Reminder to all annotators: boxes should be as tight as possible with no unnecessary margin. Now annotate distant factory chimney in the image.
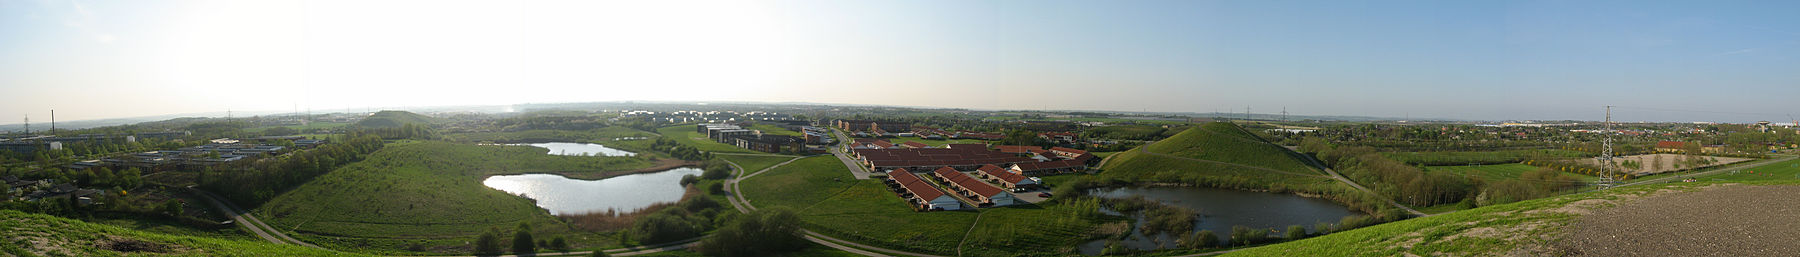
[49,109,54,132]
[22,115,28,134]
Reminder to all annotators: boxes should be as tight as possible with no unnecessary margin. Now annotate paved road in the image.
[1279,146,1428,216]
[828,129,874,179]
[185,186,288,245]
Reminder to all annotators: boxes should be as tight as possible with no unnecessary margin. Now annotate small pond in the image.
[1078,187,1361,255]
[515,142,636,157]
[482,167,702,215]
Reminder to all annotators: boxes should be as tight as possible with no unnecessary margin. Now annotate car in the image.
[1037,192,1052,198]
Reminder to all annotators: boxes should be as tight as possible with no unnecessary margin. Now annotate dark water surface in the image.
[1078,187,1361,255]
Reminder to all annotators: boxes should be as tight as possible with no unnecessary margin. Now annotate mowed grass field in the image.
[738,156,1102,256]
[1424,163,1601,182]
[747,124,804,136]
[1,210,355,256]
[1144,122,1321,174]
[444,127,658,145]
[1706,158,1800,181]
[1384,149,1591,166]
[255,141,657,254]
[656,125,759,154]
[718,154,795,174]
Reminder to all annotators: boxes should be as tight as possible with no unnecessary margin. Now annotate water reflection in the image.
[482,168,701,215]
[1078,187,1360,255]
[514,142,636,157]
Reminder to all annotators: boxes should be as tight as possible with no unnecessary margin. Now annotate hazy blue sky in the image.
[3,0,1798,123]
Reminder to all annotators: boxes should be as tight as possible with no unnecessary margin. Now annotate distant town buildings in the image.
[697,123,805,153]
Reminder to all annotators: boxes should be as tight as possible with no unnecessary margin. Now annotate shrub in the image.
[707,183,726,195]
[702,162,732,180]
[512,223,536,254]
[1229,225,1269,246]
[550,237,569,253]
[1196,230,1218,248]
[474,228,503,255]
[699,207,807,257]
[1285,225,1307,241]
[680,174,700,186]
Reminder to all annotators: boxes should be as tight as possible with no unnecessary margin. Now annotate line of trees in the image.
[1302,138,1473,207]
[199,133,385,207]
[648,138,711,161]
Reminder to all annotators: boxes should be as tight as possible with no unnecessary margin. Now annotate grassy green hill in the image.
[1,210,352,256]
[1102,122,1327,182]
[254,141,656,254]
[1140,122,1321,174]
[1098,122,1393,213]
[1224,180,1800,256]
[353,110,439,128]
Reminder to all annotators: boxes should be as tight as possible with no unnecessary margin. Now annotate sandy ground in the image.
[1556,185,1800,256]
[1577,154,1752,175]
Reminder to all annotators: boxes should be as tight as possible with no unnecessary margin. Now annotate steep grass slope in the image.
[1141,122,1321,174]
[1226,180,1800,256]
[1,210,352,256]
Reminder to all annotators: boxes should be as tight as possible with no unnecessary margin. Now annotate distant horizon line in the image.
[0,100,1787,128]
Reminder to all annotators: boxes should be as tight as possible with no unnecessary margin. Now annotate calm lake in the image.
[1078,187,1361,255]
[516,142,636,157]
[482,168,701,215]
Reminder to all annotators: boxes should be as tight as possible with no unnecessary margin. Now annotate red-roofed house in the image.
[931,167,1015,206]
[1048,147,1088,159]
[1008,159,1089,176]
[1655,141,1689,153]
[994,145,1044,154]
[976,164,1038,189]
[886,169,960,211]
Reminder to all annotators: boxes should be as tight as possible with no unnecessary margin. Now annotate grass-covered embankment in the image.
[1,210,353,256]
[1225,180,1800,256]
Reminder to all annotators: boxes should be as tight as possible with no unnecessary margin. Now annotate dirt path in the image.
[1557,185,1800,256]
[1279,145,1428,216]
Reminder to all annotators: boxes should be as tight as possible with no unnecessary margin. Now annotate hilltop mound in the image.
[0,210,348,256]
[1101,122,1323,181]
[352,110,437,128]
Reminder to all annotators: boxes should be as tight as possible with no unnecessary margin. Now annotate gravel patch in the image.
[1556,185,1800,256]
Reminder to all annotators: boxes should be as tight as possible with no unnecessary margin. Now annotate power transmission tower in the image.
[1600,105,1615,185]
[1282,106,1289,122]
[1245,106,1252,120]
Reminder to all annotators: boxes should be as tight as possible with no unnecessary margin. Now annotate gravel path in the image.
[1557,185,1800,256]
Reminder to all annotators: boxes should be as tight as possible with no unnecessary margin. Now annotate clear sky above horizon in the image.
[3,0,1798,123]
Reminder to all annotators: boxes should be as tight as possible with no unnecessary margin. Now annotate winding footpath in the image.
[1278,146,1428,216]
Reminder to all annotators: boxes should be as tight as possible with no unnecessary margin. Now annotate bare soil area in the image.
[1577,154,1751,175]
[1556,185,1800,256]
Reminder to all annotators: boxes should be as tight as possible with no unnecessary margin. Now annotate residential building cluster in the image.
[858,140,1093,211]
[80,136,325,170]
[620,110,792,124]
[0,131,193,155]
[850,141,1095,177]
[697,123,805,153]
[834,120,913,136]
[3,176,100,205]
